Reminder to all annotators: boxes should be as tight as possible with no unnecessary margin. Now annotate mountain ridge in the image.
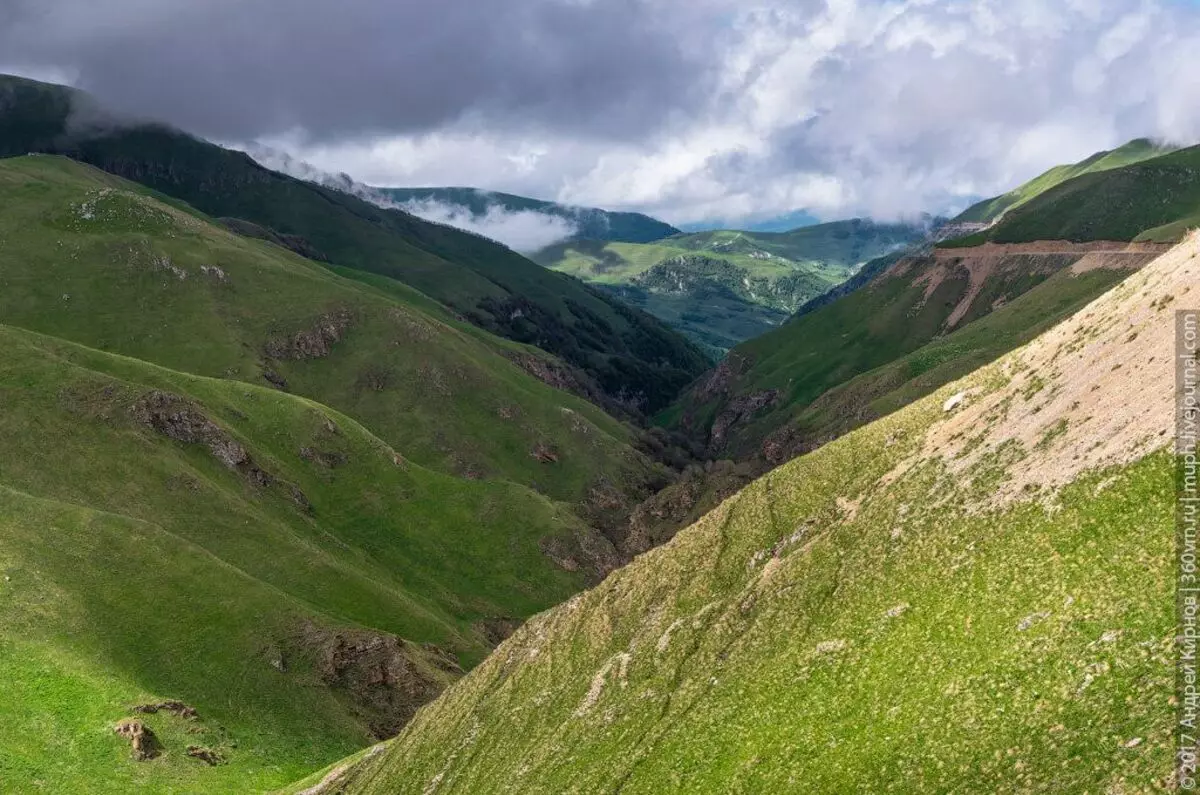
[286,231,1190,795]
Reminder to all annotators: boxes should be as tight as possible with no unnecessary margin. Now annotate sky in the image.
[4,0,1200,238]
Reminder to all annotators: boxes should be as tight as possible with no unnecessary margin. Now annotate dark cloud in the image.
[0,0,717,142]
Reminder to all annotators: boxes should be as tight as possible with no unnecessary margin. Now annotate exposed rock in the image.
[761,422,823,466]
[132,391,275,488]
[288,485,313,513]
[298,624,460,740]
[474,617,523,647]
[300,447,348,469]
[114,719,161,761]
[132,700,198,720]
[539,528,622,581]
[619,461,756,556]
[692,353,748,404]
[262,368,289,390]
[199,264,230,283]
[708,389,780,453]
[531,443,560,464]
[186,745,225,766]
[264,309,354,361]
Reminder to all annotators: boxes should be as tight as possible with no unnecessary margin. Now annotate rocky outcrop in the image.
[132,700,198,720]
[114,719,162,761]
[708,389,780,453]
[264,310,354,361]
[295,624,462,741]
[186,745,225,766]
[132,391,274,486]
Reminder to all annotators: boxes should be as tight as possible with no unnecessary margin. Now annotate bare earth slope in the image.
[293,235,1194,794]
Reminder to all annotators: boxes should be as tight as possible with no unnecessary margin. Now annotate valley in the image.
[532,219,928,352]
[0,65,1193,795]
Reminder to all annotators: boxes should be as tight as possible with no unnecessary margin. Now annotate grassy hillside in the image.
[666,242,1163,461]
[0,74,709,412]
[377,187,680,244]
[533,220,924,351]
[0,155,696,791]
[947,144,1200,247]
[955,138,1176,225]
[0,321,593,793]
[0,155,664,510]
[291,233,1186,795]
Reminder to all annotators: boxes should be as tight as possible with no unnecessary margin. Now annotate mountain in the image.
[946,140,1200,248]
[532,219,928,352]
[668,240,1165,463]
[0,74,709,412]
[377,187,681,244]
[0,154,691,792]
[285,231,1188,795]
[954,138,1177,226]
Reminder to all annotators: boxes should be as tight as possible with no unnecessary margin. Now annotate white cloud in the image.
[398,199,579,253]
[158,0,1200,227]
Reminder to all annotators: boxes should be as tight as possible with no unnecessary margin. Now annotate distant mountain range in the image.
[532,219,932,352]
[377,186,681,246]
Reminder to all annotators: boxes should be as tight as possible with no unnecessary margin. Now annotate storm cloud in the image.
[4,0,1200,227]
[0,0,716,142]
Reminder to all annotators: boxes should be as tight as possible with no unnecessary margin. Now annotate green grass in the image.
[304,347,1174,793]
[0,155,690,792]
[0,74,709,412]
[0,155,658,507]
[0,321,598,792]
[954,138,1176,225]
[532,220,923,350]
[666,243,1136,459]
[724,265,1133,457]
[945,143,1200,246]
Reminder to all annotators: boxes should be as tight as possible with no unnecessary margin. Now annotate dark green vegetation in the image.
[668,243,1161,462]
[954,138,1175,225]
[377,187,680,244]
[0,74,709,412]
[533,219,926,351]
[0,154,687,792]
[290,241,1180,792]
[947,141,1200,247]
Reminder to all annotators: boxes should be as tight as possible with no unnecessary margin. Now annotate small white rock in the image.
[943,392,967,412]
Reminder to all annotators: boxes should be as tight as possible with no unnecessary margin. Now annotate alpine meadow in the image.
[0,2,1196,793]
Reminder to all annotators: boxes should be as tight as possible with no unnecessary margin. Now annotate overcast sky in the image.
[4,0,1200,228]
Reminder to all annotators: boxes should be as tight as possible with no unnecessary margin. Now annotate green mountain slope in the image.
[0,154,695,791]
[0,74,709,412]
[533,219,925,351]
[291,235,1187,795]
[954,138,1177,225]
[667,240,1164,462]
[0,156,661,513]
[377,187,680,244]
[0,322,589,792]
[948,143,1200,247]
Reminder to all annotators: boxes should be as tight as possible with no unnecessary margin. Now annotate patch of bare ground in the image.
[884,241,1169,332]
[885,232,1196,508]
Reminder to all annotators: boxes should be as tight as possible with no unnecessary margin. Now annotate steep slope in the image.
[671,241,1166,461]
[955,138,1176,225]
[0,74,709,411]
[0,156,664,518]
[293,233,1191,795]
[0,323,589,792]
[948,144,1200,247]
[0,154,692,792]
[533,219,925,351]
[377,187,680,244]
